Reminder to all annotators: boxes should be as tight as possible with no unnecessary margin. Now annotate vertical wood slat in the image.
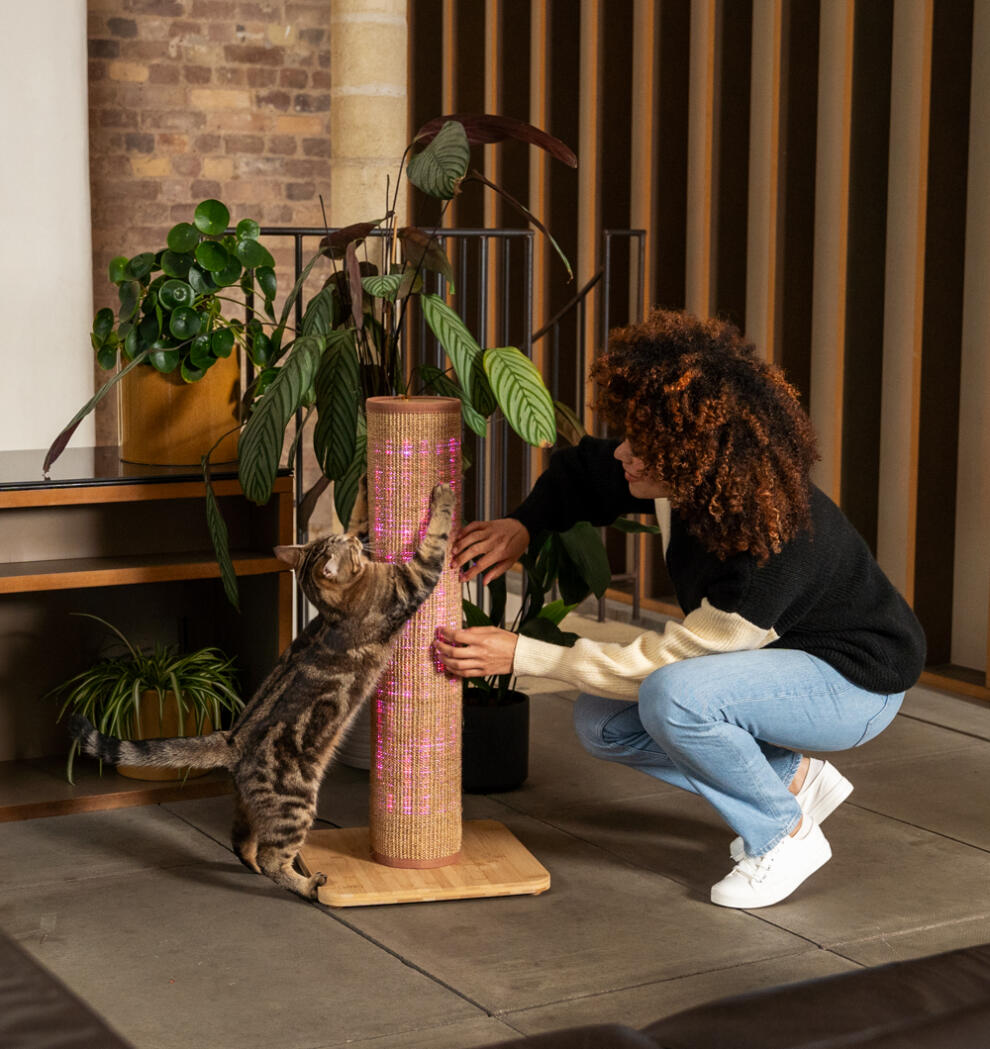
[579,0,603,426]
[441,0,457,228]
[809,0,855,502]
[631,0,659,317]
[686,0,716,317]
[529,0,551,335]
[876,0,933,602]
[745,0,783,360]
[954,0,990,677]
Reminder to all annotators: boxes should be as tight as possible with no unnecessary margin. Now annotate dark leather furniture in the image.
[2,925,988,1049]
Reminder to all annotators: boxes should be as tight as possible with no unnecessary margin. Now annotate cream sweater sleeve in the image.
[512,599,780,700]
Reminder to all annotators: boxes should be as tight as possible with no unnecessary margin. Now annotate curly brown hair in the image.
[592,309,818,563]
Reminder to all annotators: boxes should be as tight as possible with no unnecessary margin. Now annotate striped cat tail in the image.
[67,714,235,770]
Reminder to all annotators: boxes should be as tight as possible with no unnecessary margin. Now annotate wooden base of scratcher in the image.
[298,819,550,907]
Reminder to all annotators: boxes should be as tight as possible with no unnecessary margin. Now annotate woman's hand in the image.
[452,518,530,584]
[434,627,518,678]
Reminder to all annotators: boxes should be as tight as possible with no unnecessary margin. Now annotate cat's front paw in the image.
[430,483,456,517]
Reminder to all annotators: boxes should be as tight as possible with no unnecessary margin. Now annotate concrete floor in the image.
[2,617,990,1049]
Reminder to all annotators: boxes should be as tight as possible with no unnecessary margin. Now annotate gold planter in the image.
[366,396,463,869]
[116,690,213,781]
[119,353,240,466]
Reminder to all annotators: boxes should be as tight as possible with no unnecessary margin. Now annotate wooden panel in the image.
[712,0,752,331]
[952,0,990,676]
[840,0,893,549]
[809,0,855,500]
[0,554,288,594]
[0,477,289,510]
[630,0,659,316]
[686,0,717,316]
[876,0,933,601]
[745,0,782,359]
[914,0,973,665]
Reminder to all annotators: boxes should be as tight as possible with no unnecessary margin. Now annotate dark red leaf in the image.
[319,219,385,260]
[414,114,577,168]
[345,242,364,330]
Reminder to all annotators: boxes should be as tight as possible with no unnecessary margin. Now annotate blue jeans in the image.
[572,648,903,856]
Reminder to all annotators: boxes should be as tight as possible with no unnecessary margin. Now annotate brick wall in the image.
[87,0,337,441]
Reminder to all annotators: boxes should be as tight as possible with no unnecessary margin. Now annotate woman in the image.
[436,308,926,909]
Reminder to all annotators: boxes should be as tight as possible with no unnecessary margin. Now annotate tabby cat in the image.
[69,482,455,900]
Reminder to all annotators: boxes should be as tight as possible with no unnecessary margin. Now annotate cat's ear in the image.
[274,545,305,570]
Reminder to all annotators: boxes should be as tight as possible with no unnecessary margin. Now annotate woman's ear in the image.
[274,545,305,570]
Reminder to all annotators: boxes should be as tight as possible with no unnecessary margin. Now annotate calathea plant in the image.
[206,114,581,608]
[44,199,280,473]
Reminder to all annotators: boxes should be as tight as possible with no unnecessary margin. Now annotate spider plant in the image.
[50,614,242,783]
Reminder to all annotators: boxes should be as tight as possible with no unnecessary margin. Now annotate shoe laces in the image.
[736,848,778,885]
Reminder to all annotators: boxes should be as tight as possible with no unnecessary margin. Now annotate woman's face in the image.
[614,440,671,499]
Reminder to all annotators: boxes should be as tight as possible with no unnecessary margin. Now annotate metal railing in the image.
[255,226,646,626]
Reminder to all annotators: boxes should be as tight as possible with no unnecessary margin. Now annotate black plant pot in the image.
[461,688,529,793]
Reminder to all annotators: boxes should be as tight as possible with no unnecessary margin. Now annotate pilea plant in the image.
[45,199,280,473]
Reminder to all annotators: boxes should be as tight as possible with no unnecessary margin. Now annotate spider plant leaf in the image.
[406,120,470,199]
[238,334,325,505]
[483,346,557,448]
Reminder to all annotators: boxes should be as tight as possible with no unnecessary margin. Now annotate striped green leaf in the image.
[202,458,240,611]
[421,293,496,417]
[362,274,403,301]
[418,363,488,437]
[238,334,324,504]
[334,415,367,531]
[483,346,556,448]
[301,285,339,336]
[406,120,470,199]
[313,331,360,480]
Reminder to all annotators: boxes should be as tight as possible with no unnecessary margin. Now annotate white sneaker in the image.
[712,819,831,909]
[729,759,852,861]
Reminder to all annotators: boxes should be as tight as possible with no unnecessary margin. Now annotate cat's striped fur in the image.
[69,483,455,900]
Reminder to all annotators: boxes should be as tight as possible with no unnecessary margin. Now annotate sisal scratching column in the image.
[366,396,462,868]
[297,395,550,906]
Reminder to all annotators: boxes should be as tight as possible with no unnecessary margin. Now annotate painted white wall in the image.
[0,0,94,453]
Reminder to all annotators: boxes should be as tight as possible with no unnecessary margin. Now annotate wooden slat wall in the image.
[408,0,988,701]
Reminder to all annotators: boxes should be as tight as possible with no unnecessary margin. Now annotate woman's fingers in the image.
[434,626,518,677]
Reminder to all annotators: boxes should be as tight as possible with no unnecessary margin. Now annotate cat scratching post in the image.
[299,397,549,906]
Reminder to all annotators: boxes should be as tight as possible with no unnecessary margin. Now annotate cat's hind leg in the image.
[255,834,327,900]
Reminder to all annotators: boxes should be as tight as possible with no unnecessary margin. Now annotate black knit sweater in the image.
[509,437,926,696]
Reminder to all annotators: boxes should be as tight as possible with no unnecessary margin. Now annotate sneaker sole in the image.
[729,770,853,861]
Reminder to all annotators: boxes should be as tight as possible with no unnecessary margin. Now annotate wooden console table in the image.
[0,447,293,821]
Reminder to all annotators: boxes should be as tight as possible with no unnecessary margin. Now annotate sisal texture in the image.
[366,397,463,868]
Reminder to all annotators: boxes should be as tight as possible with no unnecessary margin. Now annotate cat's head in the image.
[274,533,369,612]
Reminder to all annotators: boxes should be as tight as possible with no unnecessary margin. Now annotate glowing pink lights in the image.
[366,399,463,866]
